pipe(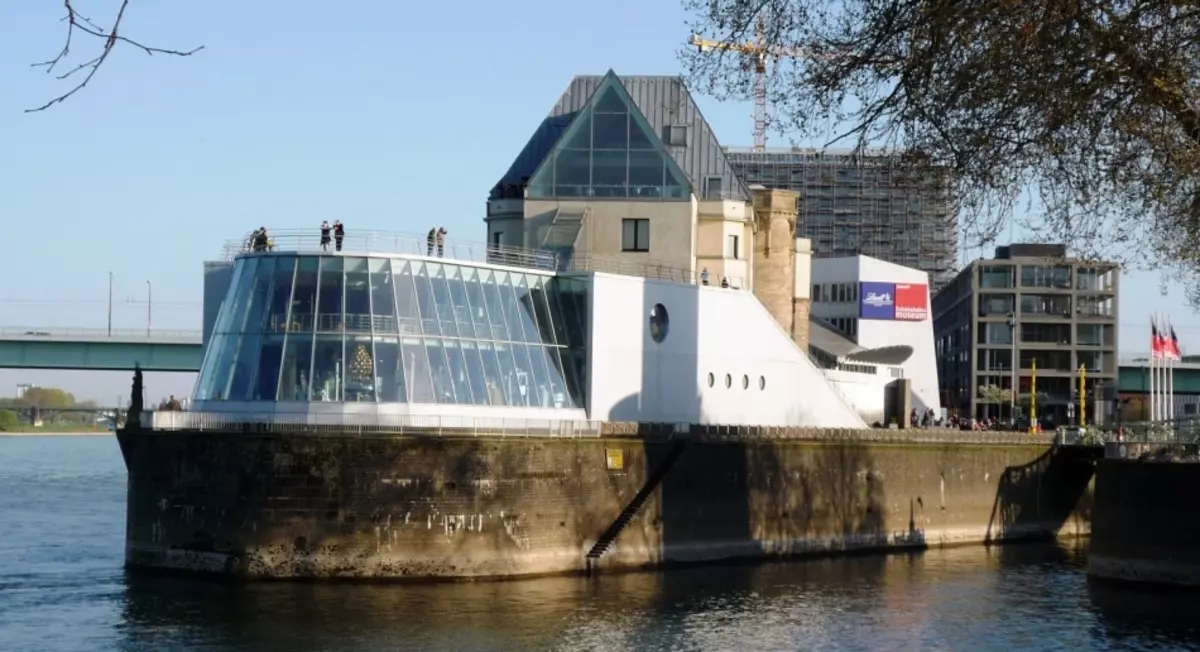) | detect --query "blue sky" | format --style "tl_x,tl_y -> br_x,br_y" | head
0,0 -> 1194,402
